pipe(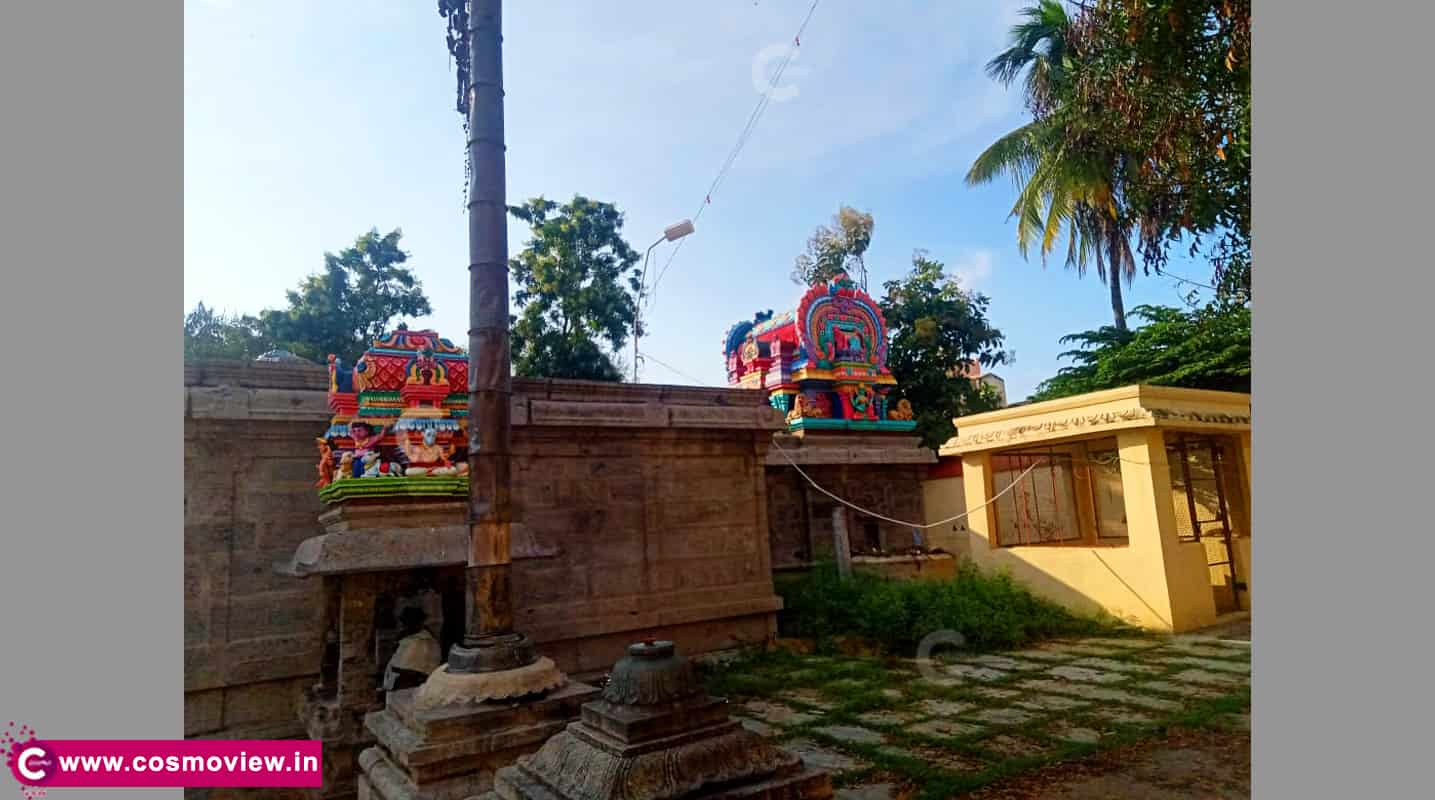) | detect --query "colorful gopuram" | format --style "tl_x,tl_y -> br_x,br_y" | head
317,325 -> 471,504
723,272 -> 917,433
